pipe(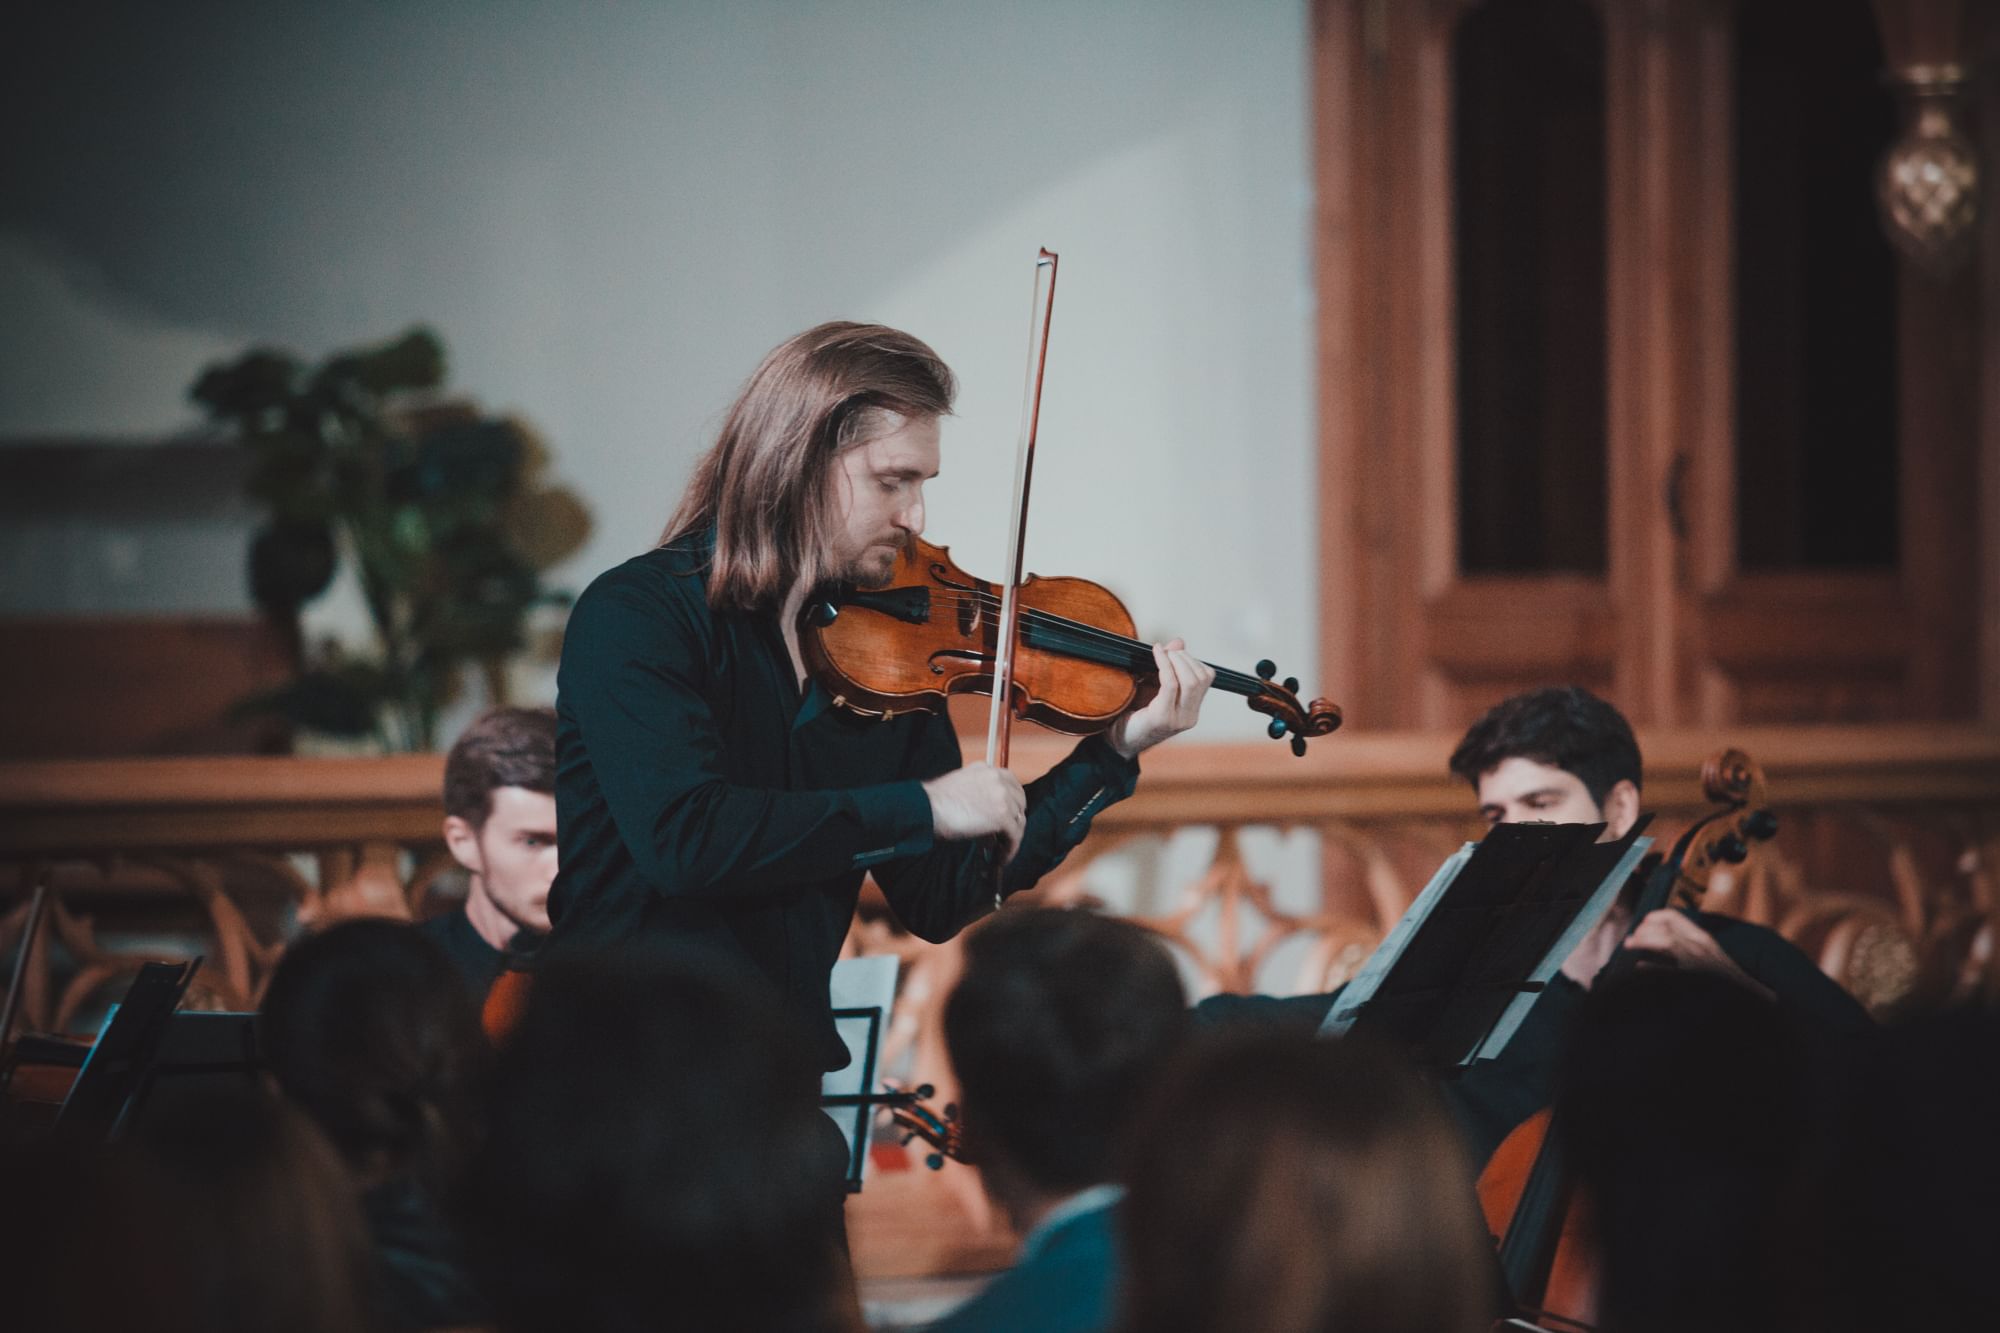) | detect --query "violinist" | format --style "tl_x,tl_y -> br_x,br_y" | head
547,321 -> 1213,1077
